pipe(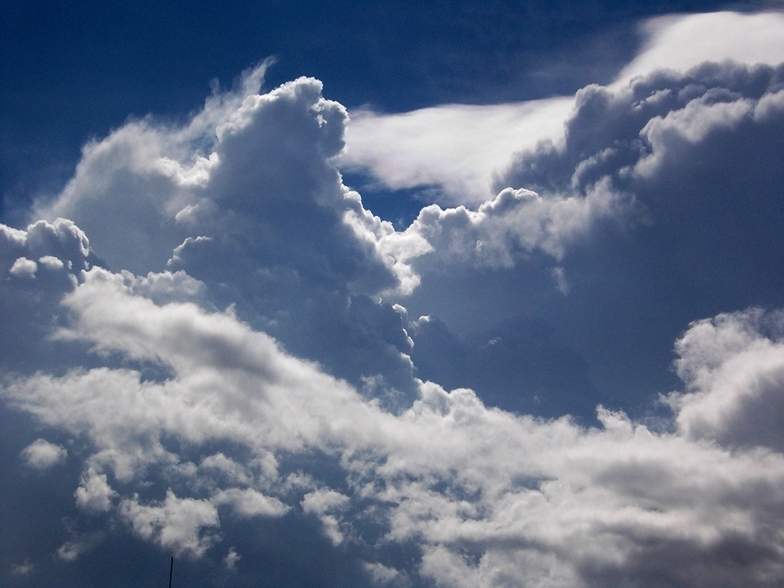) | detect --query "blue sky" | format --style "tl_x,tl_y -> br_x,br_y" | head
3,2 -> 784,587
